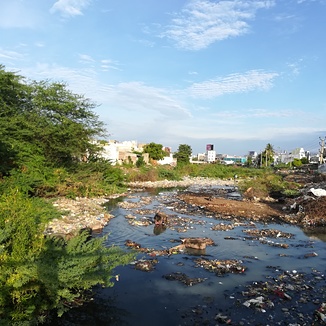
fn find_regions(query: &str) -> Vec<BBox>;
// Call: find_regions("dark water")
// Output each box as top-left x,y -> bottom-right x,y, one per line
54,187 -> 326,326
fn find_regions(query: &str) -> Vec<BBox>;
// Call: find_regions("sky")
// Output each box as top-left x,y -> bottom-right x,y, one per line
0,0 -> 325,156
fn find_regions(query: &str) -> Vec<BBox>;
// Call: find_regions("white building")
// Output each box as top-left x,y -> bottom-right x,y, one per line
93,140 -> 145,165
157,154 -> 177,166
206,150 -> 216,163
279,148 -> 306,164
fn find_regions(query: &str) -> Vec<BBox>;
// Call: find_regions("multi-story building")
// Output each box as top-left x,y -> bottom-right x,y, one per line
205,144 -> 216,163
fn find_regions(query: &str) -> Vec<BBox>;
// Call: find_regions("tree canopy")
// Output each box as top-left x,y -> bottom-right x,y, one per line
0,66 -> 135,324
174,144 -> 192,165
143,142 -> 166,161
0,65 -> 106,175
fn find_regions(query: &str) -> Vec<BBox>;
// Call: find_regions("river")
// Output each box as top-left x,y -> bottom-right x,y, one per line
53,186 -> 326,326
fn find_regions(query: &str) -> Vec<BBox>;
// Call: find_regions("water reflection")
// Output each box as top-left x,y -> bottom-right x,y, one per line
303,227 -> 326,242
54,187 -> 326,326
153,225 -> 166,235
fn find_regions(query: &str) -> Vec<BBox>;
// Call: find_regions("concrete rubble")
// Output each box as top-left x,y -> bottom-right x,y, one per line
44,196 -> 117,237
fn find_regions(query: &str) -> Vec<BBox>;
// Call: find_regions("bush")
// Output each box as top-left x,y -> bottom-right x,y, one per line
0,190 -> 135,324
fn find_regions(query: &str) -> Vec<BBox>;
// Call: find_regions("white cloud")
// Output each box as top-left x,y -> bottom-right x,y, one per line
0,48 -> 24,60
105,82 -> 192,119
188,70 -> 279,98
212,108 -> 294,119
50,0 -> 92,17
163,0 -> 275,50
100,59 -> 122,71
78,54 -> 95,64
0,0 -> 42,28
286,58 -> 304,76
21,63 -> 191,121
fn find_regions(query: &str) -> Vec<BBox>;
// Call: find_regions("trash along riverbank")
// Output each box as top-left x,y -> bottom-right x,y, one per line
48,175 -> 326,326
46,175 -> 326,237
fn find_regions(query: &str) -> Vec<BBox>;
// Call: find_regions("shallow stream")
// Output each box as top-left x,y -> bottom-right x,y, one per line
54,186 -> 326,326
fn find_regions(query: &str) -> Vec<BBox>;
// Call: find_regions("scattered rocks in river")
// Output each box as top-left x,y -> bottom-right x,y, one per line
163,272 -> 207,286
194,257 -> 247,275
124,237 -> 215,256
236,267 -> 326,325
211,222 -> 235,231
45,197 -> 115,236
127,176 -> 233,189
131,258 -> 159,272
242,228 -> 295,239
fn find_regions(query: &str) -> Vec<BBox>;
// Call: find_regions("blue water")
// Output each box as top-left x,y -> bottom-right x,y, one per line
55,188 -> 326,325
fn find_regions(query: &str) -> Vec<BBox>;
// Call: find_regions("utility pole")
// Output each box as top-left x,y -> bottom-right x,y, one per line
319,137 -> 325,165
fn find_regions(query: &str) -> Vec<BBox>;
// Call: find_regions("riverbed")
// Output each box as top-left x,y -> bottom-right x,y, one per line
53,186 -> 326,326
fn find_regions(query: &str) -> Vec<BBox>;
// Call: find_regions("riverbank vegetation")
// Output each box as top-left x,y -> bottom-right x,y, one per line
0,66 -> 304,324
0,66 -> 135,325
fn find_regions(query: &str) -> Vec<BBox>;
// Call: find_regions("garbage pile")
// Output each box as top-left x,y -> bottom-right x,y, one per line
163,272 -> 207,286
180,267 -> 326,325
124,237 -> 216,257
282,186 -> 326,227
131,258 -> 158,272
194,257 -> 247,275
234,267 -> 326,325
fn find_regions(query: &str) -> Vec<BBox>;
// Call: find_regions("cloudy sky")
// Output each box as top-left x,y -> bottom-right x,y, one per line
1,0 -> 325,155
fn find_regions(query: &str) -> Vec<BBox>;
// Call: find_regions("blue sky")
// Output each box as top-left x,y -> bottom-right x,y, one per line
1,0 -> 325,155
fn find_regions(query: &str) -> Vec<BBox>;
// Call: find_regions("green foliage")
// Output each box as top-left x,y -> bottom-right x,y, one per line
300,157 -> 309,164
174,144 -> 192,166
136,155 -> 146,168
157,166 -> 181,181
143,142 -> 166,161
292,158 -> 303,167
238,171 -> 301,198
0,65 -> 106,176
257,143 -> 275,167
0,190 -> 135,324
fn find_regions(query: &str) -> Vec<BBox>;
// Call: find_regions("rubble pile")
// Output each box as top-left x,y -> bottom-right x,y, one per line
242,228 -> 294,239
211,222 -> 235,231
127,176 -> 232,189
235,267 -> 326,325
45,197 -> 115,236
124,237 -> 216,256
131,258 -> 158,272
194,257 -> 247,275
163,272 -> 207,286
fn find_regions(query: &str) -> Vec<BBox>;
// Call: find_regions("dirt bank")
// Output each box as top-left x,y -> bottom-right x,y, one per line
47,175 -> 326,236
178,193 -> 284,221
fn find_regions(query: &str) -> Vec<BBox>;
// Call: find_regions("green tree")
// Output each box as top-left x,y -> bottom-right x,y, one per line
0,66 -> 106,174
300,157 -> 309,164
174,144 -> 192,166
143,142 -> 166,161
136,155 -> 146,167
0,66 -> 32,175
0,190 -> 134,324
263,143 -> 275,167
293,158 -> 303,167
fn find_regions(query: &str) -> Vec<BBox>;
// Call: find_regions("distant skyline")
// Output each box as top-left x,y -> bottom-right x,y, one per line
1,0 -> 325,155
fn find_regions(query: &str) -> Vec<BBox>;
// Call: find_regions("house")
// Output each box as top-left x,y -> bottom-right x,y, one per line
93,140 -> 148,165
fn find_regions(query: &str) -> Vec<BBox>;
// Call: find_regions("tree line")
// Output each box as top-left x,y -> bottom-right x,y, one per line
0,65 -> 135,324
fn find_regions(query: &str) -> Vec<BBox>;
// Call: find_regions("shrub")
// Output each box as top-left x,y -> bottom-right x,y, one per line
0,190 -> 135,324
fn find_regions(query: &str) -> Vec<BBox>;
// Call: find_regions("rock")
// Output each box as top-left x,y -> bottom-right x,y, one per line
45,197 -> 115,236
153,211 -> 168,225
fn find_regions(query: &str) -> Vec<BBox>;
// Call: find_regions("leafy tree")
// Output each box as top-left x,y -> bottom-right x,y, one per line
174,144 -> 192,166
301,157 -> 309,164
0,65 -> 106,174
293,158 -> 303,168
136,155 -> 146,167
143,142 -> 166,161
262,143 -> 275,167
0,190 -> 134,324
